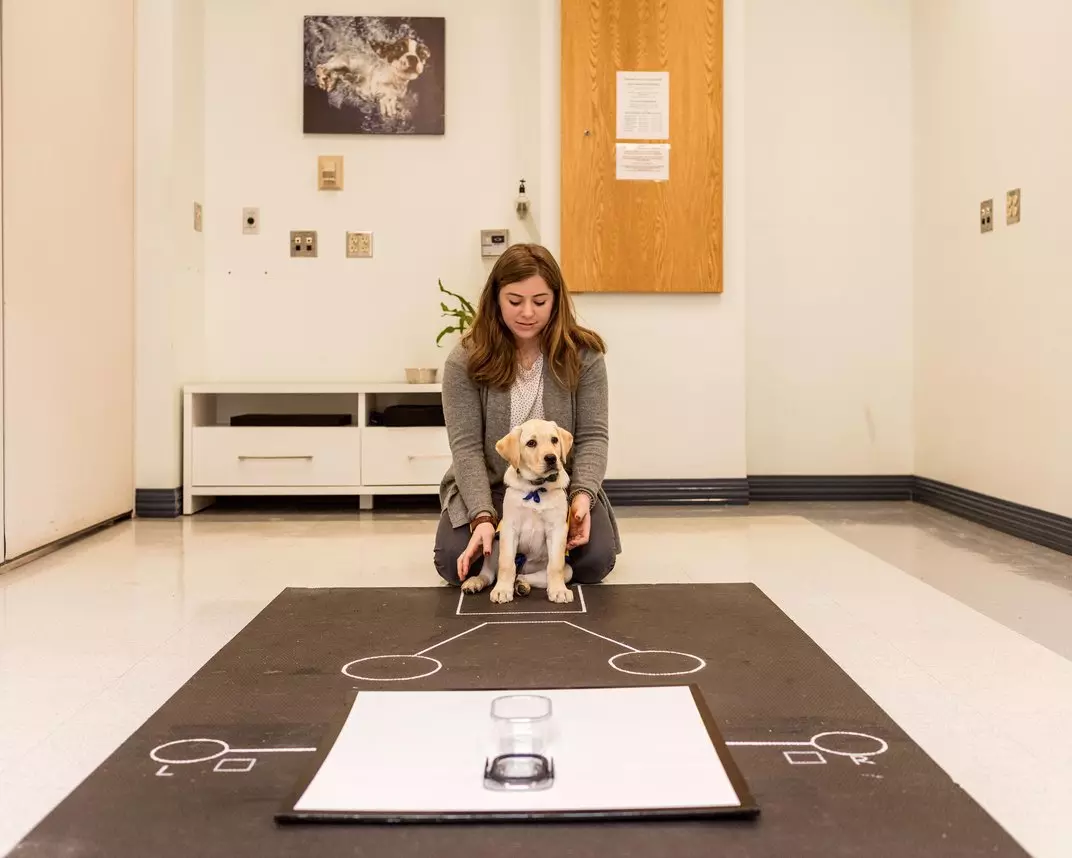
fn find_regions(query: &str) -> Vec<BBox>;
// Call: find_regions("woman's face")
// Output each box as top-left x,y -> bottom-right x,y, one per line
498,275 -> 554,344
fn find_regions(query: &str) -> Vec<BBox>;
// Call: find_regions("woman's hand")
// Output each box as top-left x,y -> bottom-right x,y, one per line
566,493 -> 592,550
458,521 -> 496,581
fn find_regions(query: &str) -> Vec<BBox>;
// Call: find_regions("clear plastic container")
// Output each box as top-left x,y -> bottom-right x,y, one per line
491,694 -> 553,756
484,694 -> 555,790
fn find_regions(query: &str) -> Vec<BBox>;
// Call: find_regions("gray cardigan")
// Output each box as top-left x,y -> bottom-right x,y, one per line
438,339 -> 621,554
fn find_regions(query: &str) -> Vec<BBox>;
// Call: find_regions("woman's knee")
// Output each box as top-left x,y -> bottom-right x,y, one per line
434,544 -> 462,585
569,546 -> 616,584
433,514 -> 469,585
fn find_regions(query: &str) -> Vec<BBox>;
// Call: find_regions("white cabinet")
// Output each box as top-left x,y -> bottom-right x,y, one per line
361,427 -> 452,486
182,383 -> 446,514
192,426 -> 362,487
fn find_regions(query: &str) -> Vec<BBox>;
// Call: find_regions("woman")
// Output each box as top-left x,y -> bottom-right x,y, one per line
435,243 -> 621,586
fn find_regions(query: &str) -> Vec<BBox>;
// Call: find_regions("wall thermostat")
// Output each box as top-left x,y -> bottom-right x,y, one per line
318,155 -> 343,190
481,229 -> 509,257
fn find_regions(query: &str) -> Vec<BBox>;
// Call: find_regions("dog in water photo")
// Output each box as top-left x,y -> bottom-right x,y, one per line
461,419 -> 575,604
303,16 -> 445,135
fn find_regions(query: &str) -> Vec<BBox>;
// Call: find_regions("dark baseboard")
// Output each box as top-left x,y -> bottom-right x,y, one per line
136,488 -> 182,518
138,474 -> 1070,558
602,479 -> 750,506
912,477 -> 1072,557
749,475 -> 914,502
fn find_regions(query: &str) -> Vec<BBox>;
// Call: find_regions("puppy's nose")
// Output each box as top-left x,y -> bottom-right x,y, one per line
544,454 -> 558,465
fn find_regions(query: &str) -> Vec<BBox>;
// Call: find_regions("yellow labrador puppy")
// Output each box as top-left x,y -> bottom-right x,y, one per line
461,419 -> 574,604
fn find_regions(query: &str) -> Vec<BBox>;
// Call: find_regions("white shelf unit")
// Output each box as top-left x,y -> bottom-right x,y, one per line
182,382 -> 448,514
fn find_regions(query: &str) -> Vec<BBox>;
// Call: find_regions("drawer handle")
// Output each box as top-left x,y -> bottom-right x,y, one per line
237,455 -> 314,461
407,454 -> 451,460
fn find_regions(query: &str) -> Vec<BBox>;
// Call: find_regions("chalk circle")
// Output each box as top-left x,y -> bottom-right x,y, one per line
151,739 -> 230,765
342,654 -> 442,682
608,650 -> 706,677
810,732 -> 888,758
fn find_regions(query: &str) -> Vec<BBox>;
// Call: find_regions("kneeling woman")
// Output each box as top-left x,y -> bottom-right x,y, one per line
434,243 -> 621,587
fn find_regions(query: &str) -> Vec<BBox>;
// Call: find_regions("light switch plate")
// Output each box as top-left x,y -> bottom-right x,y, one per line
980,199 -> 993,234
193,202 -> 203,232
318,155 -> 344,190
242,207 -> 260,235
481,229 -> 509,257
346,231 -> 373,258
290,230 -> 317,257
1006,188 -> 1021,225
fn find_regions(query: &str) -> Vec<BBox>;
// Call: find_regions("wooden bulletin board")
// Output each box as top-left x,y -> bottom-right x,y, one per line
561,0 -> 723,293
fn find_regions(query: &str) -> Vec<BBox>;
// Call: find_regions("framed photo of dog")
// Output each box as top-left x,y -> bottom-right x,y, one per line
303,15 -> 445,135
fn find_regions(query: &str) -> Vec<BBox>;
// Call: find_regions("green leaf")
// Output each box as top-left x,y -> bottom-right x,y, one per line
436,324 -> 461,346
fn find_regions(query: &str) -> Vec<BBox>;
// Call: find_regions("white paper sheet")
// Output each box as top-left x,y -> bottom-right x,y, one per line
291,686 -> 742,816
616,71 -> 670,140
616,143 -> 671,182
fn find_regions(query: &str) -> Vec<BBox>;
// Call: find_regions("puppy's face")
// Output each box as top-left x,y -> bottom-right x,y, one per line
496,419 -> 573,481
375,37 -> 429,80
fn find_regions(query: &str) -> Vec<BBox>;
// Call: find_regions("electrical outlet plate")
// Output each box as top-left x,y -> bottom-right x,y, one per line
1006,188 -> 1021,225
346,231 -> 373,258
242,207 -> 260,235
290,230 -> 318,258
193,202 -> 203,232
980,199 -> 993,234
318,155 -> 344,190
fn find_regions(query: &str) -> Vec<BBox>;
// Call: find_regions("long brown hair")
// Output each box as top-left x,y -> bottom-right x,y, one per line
462,244 -> 606,390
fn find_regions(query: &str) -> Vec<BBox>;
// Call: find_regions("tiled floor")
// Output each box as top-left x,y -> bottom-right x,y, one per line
1,500 -> 1071,856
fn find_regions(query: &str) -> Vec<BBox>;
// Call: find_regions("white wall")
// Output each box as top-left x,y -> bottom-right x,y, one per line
2,0 -> 136,557
744,0 -> 914,475
202,0 -> 542,381
135,0 -> 206,489
913,0 -> 1072,518
138,0 -> 915,488
197,0 -> 748,482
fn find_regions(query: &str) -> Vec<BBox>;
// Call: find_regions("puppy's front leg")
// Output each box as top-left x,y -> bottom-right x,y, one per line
545,523 -> 573,604
490,524 -> 518,604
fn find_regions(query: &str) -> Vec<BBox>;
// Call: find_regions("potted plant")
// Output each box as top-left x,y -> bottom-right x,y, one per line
436,279 -> 476,346
406,280 -> 478,383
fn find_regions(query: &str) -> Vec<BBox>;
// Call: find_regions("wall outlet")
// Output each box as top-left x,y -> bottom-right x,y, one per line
980,199 -> 993,233
290,230 -> 317,257
242,207 -> 260,235
193,202 -> 203,232
346,231 -> 373,258
1006,188 -> 1021,225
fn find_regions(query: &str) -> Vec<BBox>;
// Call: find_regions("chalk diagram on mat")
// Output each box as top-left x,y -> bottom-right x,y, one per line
147,586 -> 891,775
725,732 -> 889,767
340,614 -> 707,681
150,739 -> 317,777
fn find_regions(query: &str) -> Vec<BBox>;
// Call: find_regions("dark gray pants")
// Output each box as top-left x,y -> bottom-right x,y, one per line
433,490 -> 617,586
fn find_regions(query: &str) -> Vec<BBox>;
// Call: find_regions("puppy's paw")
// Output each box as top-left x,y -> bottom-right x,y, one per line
515,579 -> 532,597
490,584 -> 514,604
547,585 -> 574,604
461,577 -> 487,594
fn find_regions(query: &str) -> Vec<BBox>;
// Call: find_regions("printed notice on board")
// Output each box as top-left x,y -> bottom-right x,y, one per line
616,71 -> 669,140
616,143 -> 670,182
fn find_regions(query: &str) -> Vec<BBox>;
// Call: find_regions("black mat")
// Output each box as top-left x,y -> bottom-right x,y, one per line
9,584 -> 1028,857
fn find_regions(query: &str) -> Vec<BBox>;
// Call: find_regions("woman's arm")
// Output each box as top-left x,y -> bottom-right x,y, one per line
568,351 -> 609,504
442,343 -> 495,522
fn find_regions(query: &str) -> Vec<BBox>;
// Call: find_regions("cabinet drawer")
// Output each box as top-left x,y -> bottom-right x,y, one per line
192,427 -> 361,486
361,427 -> 451,486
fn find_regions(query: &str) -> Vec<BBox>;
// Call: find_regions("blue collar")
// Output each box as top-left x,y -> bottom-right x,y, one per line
523,488 -> 547,503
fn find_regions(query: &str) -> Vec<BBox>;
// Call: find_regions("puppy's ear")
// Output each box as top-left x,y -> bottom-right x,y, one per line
495,427 -> 522,469
557,427 -> 574,461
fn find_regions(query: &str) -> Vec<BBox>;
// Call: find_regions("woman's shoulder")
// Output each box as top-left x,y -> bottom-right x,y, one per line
578,345 -> 607,372
443,338 -> 471,369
